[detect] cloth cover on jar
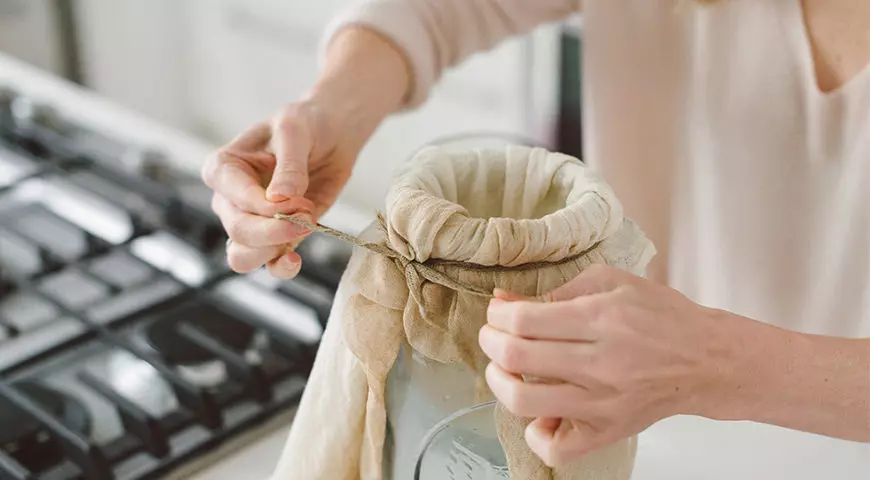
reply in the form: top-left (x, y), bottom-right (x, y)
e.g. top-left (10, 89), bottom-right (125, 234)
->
top-left (270, 145), bottom-right (656, 480)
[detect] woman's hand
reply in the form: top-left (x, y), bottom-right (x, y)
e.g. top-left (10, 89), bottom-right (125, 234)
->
top-left (479, 264), bottom-right (739, 466)
top-left (201, 99), bottom-right (359, 278)
top-left (201, 27), bottom-right (411, 279)
top-left (481, 264), bottom-right (870, 465)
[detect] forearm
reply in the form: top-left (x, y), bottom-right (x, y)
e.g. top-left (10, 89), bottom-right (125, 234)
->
top-left (307, 27), bottom-right (410, 140)
top-left (322, 0), bottom-right (580, 107)
top-left (707, 314), bottom-right (870, 442)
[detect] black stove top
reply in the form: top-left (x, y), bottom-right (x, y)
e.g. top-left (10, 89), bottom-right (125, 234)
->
top-left (0, 87), bottom-right (351, 480)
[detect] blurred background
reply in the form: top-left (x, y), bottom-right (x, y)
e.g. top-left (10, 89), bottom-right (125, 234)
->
top-left (0, 0), bottom-right (583, 211)
top-left (4, 4), bottom-right (869, 480)
top-left (0, 2), bottom-right (585, 478)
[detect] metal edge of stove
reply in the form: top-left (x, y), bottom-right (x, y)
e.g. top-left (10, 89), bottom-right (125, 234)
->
top-left (159, 407), bottom-right (298, 480)
top-left (0, 54), bottom-right (374, 236)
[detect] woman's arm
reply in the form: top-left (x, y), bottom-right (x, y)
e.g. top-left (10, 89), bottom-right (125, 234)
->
top-left (321, 0), bottom-right (581, 108)
top-left (309, 26), bottom-right (412, 139)
top-left (478, 265), bottom-right (869, 466)
top-left (711, 318), bottom-right (870, 442)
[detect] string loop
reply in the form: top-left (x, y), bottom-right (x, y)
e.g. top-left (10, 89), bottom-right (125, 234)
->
top-left (275, 212), bottom-right (596, 298)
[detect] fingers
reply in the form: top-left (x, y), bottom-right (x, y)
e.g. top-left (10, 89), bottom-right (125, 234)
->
top-left (202, 120), bottom-right (317, 218)
top-left (485, 363), bottom-right (592, 418)
top-left (202, 110), bottom-right (325, 281)
top-left (525, 417), bottom-right (569, 466)
top-left (227, 243), bottom-right (302, 278)
top-left (226, 241), bottom-right (282, 274)
top-left (202, 155), bottom-right (270, 212)
top-left (266, 106), bottom-right (312, 201)
top-left (213, 194), bottom-right (310, 277)
top-left (540, 264), bottom-right (627, 302)
top-left (486, 295), bottom-right (605, 341)
top-left (479, 325), bottom-right (591, 381)
top-left (211, 195), bottom-right (312, 247)
top-left (266, 250), bottom-right (303, 279)
top-left (226, 121), bottom-right (272, 151)
top-left (202, 124), bottom-right (274, 214)
top-left (526, 417), bottom-right (616, 467)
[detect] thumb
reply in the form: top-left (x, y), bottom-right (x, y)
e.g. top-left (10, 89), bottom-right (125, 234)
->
top-left (266, 113), bottom-right (311, 201)
top-left (492, 289), bottom-right (534, 302)
top-left (493, 265), bottom-right (620, 303)
top-left (526, 417), bottom-right (610, 467)
top-left (541, 264), bottom-right (622, 302)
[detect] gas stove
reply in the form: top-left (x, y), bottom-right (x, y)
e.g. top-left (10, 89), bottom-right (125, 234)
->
top-left (0, 86), bottom-right (353, 480)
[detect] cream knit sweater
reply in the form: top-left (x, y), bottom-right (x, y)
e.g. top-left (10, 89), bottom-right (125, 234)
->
top-left (321, 0), bottom-right (870, 338)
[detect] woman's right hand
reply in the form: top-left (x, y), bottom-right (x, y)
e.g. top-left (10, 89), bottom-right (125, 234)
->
top-left (201, 98), bottom-right (361, 279)
top-left (201, 26), bottom-right (411, 279)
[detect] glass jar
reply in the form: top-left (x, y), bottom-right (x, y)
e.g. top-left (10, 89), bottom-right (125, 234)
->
top-left (383, 133), bottom-right (537, 479)
top-left (383, 341), bottom-right (509, 480)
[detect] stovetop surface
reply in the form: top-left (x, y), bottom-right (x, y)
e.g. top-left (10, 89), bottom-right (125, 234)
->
top-left (0, 88), bottom-right (349, 480)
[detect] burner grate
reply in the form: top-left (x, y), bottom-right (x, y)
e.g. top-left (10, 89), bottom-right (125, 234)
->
top-left (0, 89), bottom-right (344, 480)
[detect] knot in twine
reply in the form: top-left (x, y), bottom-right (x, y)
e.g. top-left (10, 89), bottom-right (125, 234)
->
top-left (275, 212), bottom-right (599, 298)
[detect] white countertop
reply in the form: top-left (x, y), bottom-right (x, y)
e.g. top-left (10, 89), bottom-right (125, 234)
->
top-left (2, 53), bottom-right (867, 480)
top-left (184, 412), bottom-right (870, 480)
top-left (635, 415), bottom-right (869, 480)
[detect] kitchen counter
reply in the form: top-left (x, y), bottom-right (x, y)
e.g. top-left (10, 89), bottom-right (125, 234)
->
top-left (2, 53), bottom-right (867, 480)
top-left (635, 415), bottom-right (869, 479)
top-left (184, 412), bottom-right (870, 479)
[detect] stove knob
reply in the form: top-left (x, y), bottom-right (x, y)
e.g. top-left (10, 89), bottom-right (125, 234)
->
top-left (10, 96), bottom-right (66, 132)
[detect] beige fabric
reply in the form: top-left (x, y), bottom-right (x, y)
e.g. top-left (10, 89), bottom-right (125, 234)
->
top-left (272, 145), bottom-right (655, 479)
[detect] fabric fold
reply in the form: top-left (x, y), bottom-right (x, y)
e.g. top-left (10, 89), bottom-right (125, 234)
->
top-left (272, 145), bottom-right (655, 480)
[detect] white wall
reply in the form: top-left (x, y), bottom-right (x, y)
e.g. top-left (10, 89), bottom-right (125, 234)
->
top-left (74, 0), bottom-right (190, 130)
top-left (71, 0), bottom-right (561, 212)
top-left (0, 0), bottom-right (64, 75)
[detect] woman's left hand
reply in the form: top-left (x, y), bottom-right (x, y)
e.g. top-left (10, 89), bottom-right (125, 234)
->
top-left (479, 264), bottom-right (740, 466)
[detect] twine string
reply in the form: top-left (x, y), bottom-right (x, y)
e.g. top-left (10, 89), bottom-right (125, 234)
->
top-left (275, 212), bottom-right (597, 298)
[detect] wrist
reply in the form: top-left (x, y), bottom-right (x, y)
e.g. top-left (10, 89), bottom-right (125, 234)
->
top-left (686, 309), bottom-right (870, 440)
top-left (686, 309), bottom-right (786, 421)
top-left (307, 27), bottom-right (410, 137)
top-left (305, 78), bottom-right (387, 135)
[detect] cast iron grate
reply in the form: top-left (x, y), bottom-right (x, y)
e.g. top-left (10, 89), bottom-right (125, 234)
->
top-left (0, 88), bottom-right (339, 480)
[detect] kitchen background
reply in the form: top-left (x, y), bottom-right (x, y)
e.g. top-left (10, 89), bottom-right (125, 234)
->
top-left (0, 0), bottom-right (583, 212)
top-left (3, 2), bottom-right (869, 480)
top-left (0, 1), bottom-right (584, 479)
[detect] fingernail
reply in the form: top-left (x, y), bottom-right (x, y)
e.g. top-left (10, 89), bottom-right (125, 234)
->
top-left (283, 254), bottom-right (301, 269)
top-left (287, 212), bottom-right (313, 235)
top-left (280, 255), bottom-right (302, 278)
top-left (267, 193), bottom-right (290, 203)
top-left (286, 224), bottom-right (311, 236)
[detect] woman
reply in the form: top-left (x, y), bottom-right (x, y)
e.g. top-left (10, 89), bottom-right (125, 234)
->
top-left (201, 0), bottom-right (869, 470)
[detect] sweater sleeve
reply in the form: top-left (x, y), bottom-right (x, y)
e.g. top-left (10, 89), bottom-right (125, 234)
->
top-left (320, 0), bottom-right (581, 108)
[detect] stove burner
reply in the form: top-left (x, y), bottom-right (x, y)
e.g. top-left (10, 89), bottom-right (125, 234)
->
top-left (141, 303), bottom-right (256, 366)
top-left (0, 81), bottom-right (344, 479)
top-left (0, 381), bottom-right (92, 472)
